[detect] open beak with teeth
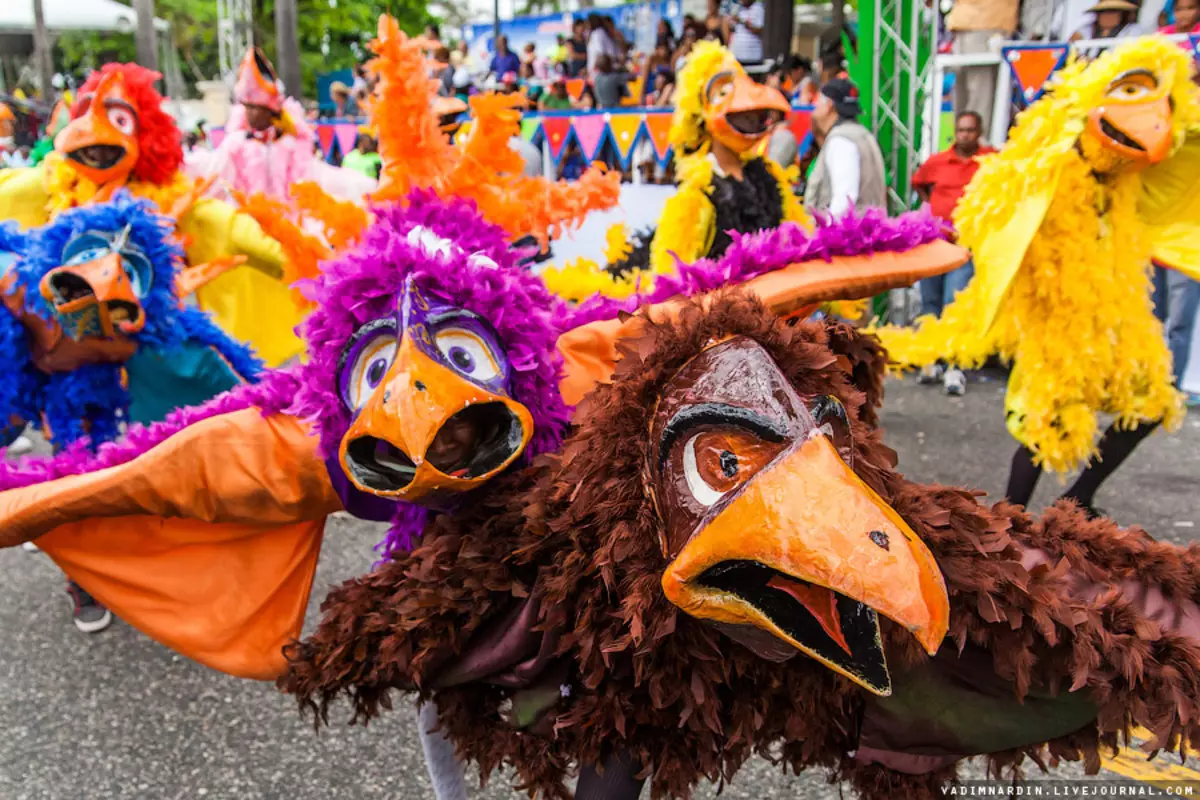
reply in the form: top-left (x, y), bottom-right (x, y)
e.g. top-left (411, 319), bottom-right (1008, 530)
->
top-left (55, 71), bottom-right (139, 188)
top-left (339, 335), bottom-right (534, 505)
top-left (39, 251), bottom-right (145, 340)
top-left (704, 69), bottom-right (791, 155)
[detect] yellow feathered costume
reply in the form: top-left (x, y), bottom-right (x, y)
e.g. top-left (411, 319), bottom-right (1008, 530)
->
top-left (877, 37), bottom-right (1200, 474)
top-left (542, 41), bottom-right (811, 303)
top-left (0, 64), bottom-right (289, 363)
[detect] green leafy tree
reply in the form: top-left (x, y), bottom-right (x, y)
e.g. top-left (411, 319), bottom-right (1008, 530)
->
top-left (253, 0), bottom-right (431, 96)
top-left (55, 0), bottom-right (432, 98)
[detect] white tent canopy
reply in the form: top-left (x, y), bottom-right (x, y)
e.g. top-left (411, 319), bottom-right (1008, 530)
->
top-left (0, 0), bottom-right (168, 35)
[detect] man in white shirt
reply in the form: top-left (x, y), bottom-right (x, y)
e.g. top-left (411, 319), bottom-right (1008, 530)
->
top-left (804, 79), bottom-right (888, 216)
top-left (729, 0), bottom-right (765, 65)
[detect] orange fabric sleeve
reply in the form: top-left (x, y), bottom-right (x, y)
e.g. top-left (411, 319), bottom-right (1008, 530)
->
top-left (0, 410), bottom-right (344, 680)
top-left (556, 240), bottom-right (968, 406)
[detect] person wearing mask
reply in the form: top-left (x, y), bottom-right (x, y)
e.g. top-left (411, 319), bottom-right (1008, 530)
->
top-left (489, 35), bottom-right (521, 81)
top-left (946, 0), bottom-right (1018, 142)
top-left (910, 110), bottom-right (996, 396)
top-left (728, 0), bottom-right (765, 66)
top-left (593, 55), bottom-right (630, 109)
top-left (804, 78), bottom-right (887, 216)
top-left (567, 20), bottom-right (589, 78)
top-left (539, 76), bottom-right (574, 111)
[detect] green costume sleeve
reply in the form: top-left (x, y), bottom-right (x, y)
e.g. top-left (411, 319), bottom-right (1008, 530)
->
top-left (180, 198), bottom-right (285, 279)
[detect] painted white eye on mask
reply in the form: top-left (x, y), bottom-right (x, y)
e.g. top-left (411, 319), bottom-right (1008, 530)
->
top-left (406, 225), bottom-right (456, 260)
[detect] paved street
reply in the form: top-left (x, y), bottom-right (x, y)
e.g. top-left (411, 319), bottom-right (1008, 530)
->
top-left (2, 374), bottom-right (1198, 799)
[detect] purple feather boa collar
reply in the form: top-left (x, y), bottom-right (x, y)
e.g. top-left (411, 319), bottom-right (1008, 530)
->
top-left (561, 208), bottom-right (946, 329)
top-left (0, 369), bottom-right (299, 491)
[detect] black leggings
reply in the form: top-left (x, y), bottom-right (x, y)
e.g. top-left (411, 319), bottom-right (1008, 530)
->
top-left (1004, 420), bottom-right (1160, 509)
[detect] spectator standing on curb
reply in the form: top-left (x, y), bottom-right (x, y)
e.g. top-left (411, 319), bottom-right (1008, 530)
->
top-left (910, 110), bottom-right (996, 396)
top-left (946, 0), bottom-right (1018, 142)
top-left (804, 78), bottom-right (887, 216)
top-left (729, 0), bottom-right (765, 66)
top-left (488, 35), bottom-right (521, 82)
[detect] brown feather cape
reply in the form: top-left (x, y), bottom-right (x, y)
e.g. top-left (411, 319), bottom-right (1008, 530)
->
top-left (283, 292), bottom-right (1200, 799)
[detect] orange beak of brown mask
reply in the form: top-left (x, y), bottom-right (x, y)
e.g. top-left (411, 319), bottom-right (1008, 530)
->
top-left (703, 66), bottom-right (791, 154)
top-left (337, 278), bottom-right (535, 506)
top-left (56, 71), bottom-right (141, 188)
top-left (1086, 68), bottom-right (1174, 168)
top-left (651, 338), bottom-right (950, 696)
top-left (39, 227), bottom-right (150, 339)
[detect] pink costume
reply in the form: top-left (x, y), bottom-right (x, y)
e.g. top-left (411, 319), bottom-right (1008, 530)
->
top-left (188, 49), bottom-right (375, 204)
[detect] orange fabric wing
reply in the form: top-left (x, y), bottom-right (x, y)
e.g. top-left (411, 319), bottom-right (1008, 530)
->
top-left (556, 240), bottom-right (968, 406)
top-left (0, 410), bottom-right (343, 680)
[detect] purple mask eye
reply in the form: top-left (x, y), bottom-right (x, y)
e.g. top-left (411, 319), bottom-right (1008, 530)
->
top-left (434, 327), bottom-right (501, 383)
top-left (447, 345), bottom-right (475, 372)
top-left (338, 317), bottom-right (399, 409)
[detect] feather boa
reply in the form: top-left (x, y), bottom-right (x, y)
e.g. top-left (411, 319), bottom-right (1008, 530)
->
top-left (41, 152), bottom-right (194, 218)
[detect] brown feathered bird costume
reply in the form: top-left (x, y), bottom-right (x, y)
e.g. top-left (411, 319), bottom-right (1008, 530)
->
top-left (283, 292), bottom-right (1200, 800)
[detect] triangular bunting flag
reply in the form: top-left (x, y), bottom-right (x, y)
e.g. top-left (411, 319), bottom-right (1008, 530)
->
top-left (520, 117), bottom-right (542, 142)
top-left (566, 78), bottom-right (586, 103)
top-left (1002, 44), bottom-right (1068, 106)
top-left (540, 116), bottom-right (573, 162)
top-left (334, 123), bottom-right (358, 156)
top-left (571, 114), bottom-right (608, 161)
top-left (316, 124), bottom-right (335, 157)
top-left (608, 113), bottom-right (643, 167)
top-left (643, 111), bottom-right (673, 163)
top-left (788, 108), bottom-right (812, 149)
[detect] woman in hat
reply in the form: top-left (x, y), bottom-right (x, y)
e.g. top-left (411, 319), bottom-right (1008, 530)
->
top-left (1069, 0), bottom-right (1146, 53)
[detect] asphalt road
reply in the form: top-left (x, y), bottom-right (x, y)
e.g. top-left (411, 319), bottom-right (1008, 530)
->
top-left (1, 374), bottom-right (1198, 800)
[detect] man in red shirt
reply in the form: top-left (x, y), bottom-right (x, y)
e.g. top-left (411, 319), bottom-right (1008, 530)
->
top-left (910, 110), bottom-right (995, 395)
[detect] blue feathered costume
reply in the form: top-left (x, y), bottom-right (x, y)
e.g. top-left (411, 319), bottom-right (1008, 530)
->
top-left (0, 191), bottom-right (262, 448)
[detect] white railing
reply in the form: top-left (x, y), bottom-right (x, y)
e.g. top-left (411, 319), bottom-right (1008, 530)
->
top-left (926, 32), bottom-right (1191, 159)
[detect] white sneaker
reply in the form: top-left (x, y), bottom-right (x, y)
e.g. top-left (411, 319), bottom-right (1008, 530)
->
top-left (21, 541), bottom-right (39, 553)
top-left (944, 367), bottom-right (967, 396)
top-left (7, 435), bottom-right (33, 456)
top-left (917, 363), bottom-right (945, 385)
